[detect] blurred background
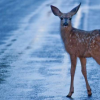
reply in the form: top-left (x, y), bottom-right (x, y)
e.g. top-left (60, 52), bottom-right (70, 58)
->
top-left (0, 0), bottom-right (100, 100)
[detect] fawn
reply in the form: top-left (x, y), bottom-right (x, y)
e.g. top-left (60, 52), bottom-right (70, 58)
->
top-left (51, 3), bottom-right (100, 97)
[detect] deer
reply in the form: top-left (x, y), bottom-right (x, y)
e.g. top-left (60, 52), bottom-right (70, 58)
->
top-left (51, 3), bottom-right (100, 97)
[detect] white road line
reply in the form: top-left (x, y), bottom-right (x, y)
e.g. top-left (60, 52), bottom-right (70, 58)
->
top-left (74, 7), bottom-right (82, 28)
top-left (82, 1), bottom-right (90, 30)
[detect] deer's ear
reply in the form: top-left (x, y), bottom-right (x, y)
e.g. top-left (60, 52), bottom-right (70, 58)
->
top-left (51, 5), bottom-right (62, 16)
top-left (70, 3), bottom-right (81, 16)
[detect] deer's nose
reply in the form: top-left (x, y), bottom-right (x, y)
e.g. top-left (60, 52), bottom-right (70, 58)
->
top-left (63, 22), bottom-right (68, 26)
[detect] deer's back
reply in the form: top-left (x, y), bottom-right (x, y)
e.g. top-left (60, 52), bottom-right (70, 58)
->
top-left (61, 28), bottom-right (100, 60)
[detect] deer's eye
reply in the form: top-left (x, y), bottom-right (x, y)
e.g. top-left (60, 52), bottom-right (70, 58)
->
top-left (60, 17), bottom-right (63, 20)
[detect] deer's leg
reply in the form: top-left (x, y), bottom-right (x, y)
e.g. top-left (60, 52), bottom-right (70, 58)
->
top-left (80, 57), bottom-right (92, 96)
top-left (67, 55), bottom-right (77, 97)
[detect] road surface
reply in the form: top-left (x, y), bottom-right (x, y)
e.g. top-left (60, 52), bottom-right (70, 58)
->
top-left (0, 0), bottom-right (100, 100)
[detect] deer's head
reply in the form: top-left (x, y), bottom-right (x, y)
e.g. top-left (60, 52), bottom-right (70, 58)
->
top-left (51, 3), bottom-right (81, 27)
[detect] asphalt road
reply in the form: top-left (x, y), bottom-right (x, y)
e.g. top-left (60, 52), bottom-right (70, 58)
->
top-left (0, 0), bottom-right (100, 100)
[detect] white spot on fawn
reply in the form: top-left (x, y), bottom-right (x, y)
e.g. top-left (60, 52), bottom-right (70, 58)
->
top-left (93, 40), bottom-right (95, 43)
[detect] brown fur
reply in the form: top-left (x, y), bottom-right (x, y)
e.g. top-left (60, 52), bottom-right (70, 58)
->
top-left (51, 3), bottom-right (100, 97)
top-left (61, 26), bottom-right (100, 64)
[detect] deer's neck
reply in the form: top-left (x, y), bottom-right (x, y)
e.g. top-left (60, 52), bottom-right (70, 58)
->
top-left (60, 22), bottom-right (73, 42)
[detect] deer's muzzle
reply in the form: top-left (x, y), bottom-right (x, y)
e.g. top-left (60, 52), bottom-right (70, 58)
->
top-left (63, 22), bottom-right (68, 26)
top-left (63, 18), bottom-right (68, 26)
